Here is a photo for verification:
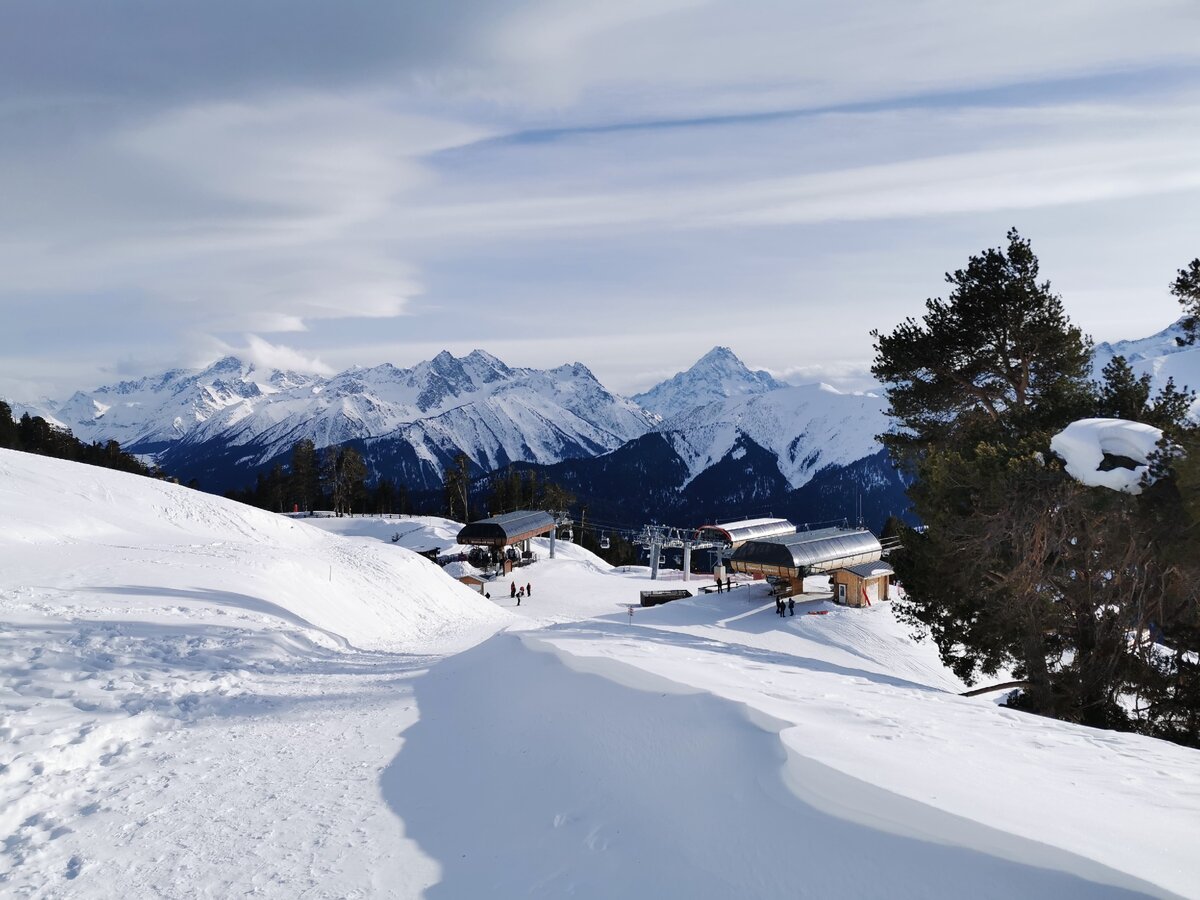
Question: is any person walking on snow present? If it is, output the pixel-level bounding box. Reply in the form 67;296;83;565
510;581;516;599
788;597;795;616
526;582;531;597
517;587;524;606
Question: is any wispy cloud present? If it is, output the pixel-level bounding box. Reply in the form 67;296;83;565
3;1;1200;399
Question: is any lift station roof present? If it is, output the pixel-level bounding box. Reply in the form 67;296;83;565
456;510;556;547
729;527;882;575
694;518;796;546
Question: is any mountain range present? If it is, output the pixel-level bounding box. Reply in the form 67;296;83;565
15;320;1197;529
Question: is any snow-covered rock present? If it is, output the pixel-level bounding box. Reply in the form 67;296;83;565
1050;417;1164;493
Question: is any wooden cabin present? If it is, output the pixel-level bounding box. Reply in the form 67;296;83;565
830;562;894;608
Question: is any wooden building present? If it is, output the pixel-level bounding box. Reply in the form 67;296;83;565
830;561;894;608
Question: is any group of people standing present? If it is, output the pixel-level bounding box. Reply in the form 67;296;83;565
776;596;795;617
510;580;532;606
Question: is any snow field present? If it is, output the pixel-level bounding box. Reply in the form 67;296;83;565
0;450;508;893
4;449;1199;897
471;566;1198;898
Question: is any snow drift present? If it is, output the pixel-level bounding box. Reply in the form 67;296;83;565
0;449;508;651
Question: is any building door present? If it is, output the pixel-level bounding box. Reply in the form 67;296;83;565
837;582;846;603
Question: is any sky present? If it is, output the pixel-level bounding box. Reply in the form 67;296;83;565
2;0;1200;401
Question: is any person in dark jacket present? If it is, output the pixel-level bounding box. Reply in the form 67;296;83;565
517;587;523;606
788;597;795;616
526;582;531;597
510;581;516;598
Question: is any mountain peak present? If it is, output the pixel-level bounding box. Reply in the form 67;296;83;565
632;347;786;420
202;355;247;376
697;346;739;364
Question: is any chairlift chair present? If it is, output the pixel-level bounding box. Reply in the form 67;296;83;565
600;533;611;550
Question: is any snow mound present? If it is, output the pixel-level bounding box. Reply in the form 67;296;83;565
292;512;469;555
0;450;512;891
0;449;509;651
1050;418;1163;494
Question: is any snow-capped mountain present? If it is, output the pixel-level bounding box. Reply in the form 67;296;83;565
632;346;787;419
1093;317;1200;416
527;378;905;530
21;351;656;491
31;356;318;453
657;383;888;490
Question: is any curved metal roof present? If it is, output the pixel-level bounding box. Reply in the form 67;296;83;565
730;527;882;573
695;518;795;546
456;510;556;546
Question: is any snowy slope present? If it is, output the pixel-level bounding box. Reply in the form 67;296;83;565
632;345;786;419
3;451;1197;898
0;451;506;652
470;566;1200;899
660;382;889;489
0;450;514;893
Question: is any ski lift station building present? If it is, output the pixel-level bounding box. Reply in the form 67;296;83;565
456;510;556;549
728;526;885;598
694;517;796;548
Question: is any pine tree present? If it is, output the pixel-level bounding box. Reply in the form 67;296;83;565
289;439;320;512
340;448;368;515
875;235;1200;740
872;231;1096;715
1096;356;1194;434
1171;258;1200;345
0;401;17;449
443;453;471;521
871;228;1093;458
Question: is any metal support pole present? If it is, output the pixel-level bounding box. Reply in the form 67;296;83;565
549;527;556;559
650;542;660;580
682;543;691;582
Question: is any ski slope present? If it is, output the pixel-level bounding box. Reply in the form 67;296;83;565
2;451;1198;897
0;450;509;894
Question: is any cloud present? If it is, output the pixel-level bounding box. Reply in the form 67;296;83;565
4;0;1200;404
0;91;491;338
234;336;336;376
396;107;1200;239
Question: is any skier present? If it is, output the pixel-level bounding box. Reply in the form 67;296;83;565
510;581;516;599
517;587;524;606
526;582;532;597
788;597;795;617
716;576;723;594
